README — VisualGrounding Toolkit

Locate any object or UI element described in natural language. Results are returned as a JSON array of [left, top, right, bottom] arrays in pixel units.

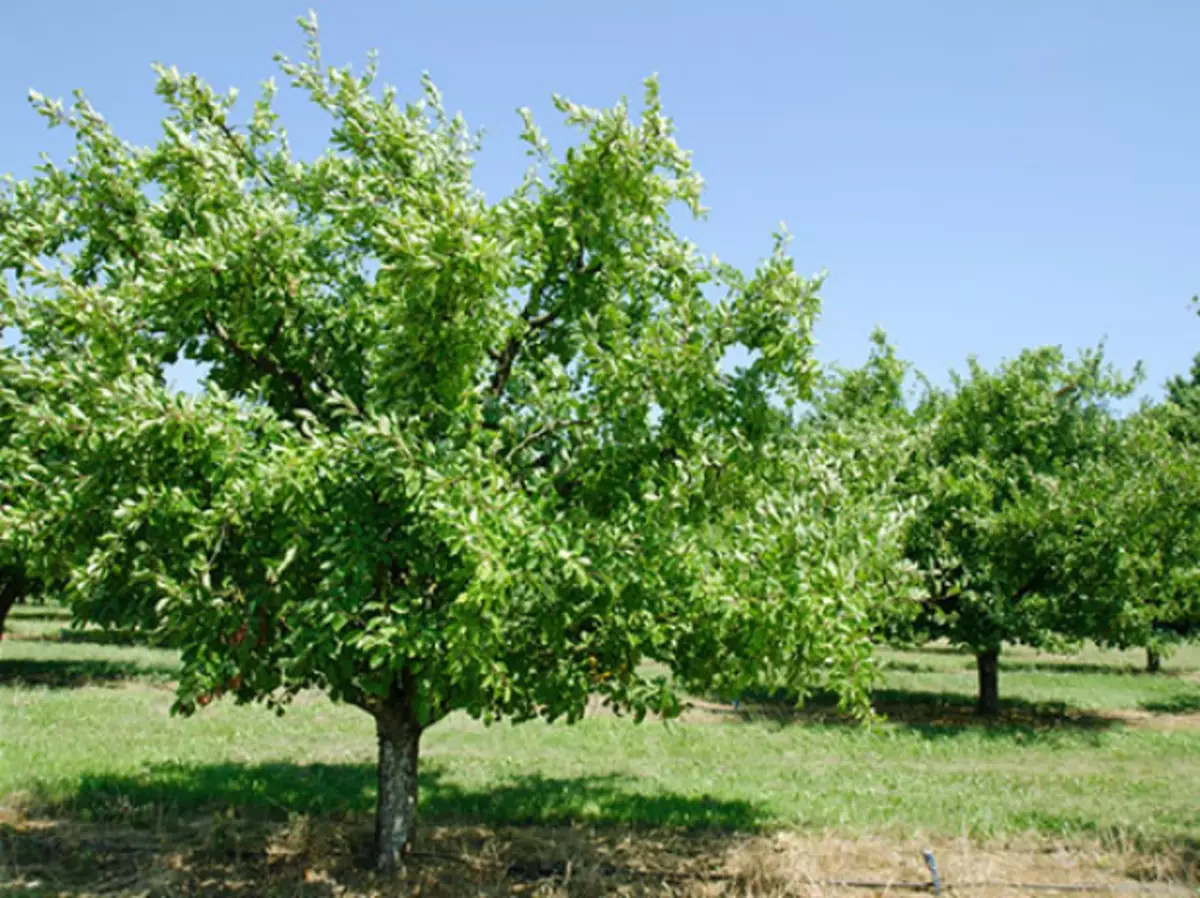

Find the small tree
[[904, 347, 1136, 715], [0, 19, 880, 869]]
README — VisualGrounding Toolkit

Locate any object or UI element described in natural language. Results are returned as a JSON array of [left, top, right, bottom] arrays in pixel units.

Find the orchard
[[2, 15, 1198, 891]]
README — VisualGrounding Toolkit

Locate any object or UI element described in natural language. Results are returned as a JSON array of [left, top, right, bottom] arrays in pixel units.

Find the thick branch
[[488, 296, 559, 397], [488, 252, 601, 398], [202, 312, 312, 412]]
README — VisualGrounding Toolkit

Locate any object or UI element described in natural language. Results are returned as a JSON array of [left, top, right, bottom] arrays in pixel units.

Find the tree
[[904, 347, 1136, 715], [1058, 404, 1200, 672], [0, 18, 881, 869]]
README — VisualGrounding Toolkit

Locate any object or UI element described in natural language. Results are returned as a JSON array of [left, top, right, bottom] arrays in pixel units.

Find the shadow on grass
[[877, 659, 955, 674], [1140, 691, 1200, 714], [2, 627, 156, 647], [53, 627, 159, 647], [3, 762, 768, 895], [905, 645, 1192, 678], [998, 660, 1150, 676], [6, 609, 71, 623], [725, 685, 1122, 740], [31, 762, 766, 832], [0, 657, 176, 687], [873, 657, 1153, 677]]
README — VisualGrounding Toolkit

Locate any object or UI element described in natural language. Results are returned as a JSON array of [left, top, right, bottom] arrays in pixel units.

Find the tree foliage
[[805, 329, 926, 642], [1057, 403, 1200, 666], [903, 346, 1136, 713], [0, 18, 883, 867]]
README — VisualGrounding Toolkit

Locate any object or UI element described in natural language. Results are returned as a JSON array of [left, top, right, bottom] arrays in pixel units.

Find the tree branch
[[504, 418, 586, 464], [202, 312, 313, 412], [198, 94, 275, 188], [1012, 574, 1043, 604], [487, 252, 601, 398]]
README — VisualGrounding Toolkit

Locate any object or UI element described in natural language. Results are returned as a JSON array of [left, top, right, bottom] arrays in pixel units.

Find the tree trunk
[[373, 695, 423, 873], [1146, 647, 1162, 674], [976, 648, 1000, 716], [0, 570, 24, 640]]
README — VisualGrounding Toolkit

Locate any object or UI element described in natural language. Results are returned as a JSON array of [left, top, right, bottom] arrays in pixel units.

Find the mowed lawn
[[3, 604, 1199, 894]]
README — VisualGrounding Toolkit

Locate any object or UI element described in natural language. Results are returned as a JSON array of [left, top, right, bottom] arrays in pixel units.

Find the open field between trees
[[3, 605, 1198, 895]]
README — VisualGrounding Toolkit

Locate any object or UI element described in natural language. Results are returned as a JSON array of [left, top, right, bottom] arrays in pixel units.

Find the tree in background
[[0, 18, 885, 870], [904, 347, 1137, 715], [1056, 404, 1200, 673]]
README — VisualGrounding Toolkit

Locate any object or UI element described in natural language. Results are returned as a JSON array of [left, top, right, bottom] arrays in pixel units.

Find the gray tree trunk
[[976, 648, 1000, 716], [1146, 647, 1162, 674], [373, 696, 422, 873]]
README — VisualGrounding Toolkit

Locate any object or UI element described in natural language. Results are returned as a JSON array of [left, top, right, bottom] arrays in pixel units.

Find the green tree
[[0, 19, 880, 869], [905, 347, 1136, 715], [1058, 404, 1200, 672]]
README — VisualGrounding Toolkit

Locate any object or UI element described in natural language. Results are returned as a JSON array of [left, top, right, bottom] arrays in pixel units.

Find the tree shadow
[[0, 657, 176, 688], [878, 659, 953, 673], [1140, 692, 1200, 714], [902, 645, 1194, 678], [4, 761, 769, 895], [2, 627, 153, 647], [724, 685, 1121, 741], [26, 761, 766, 832], [998, 659, 1149, 676], [6, 609, 71, 623], [53, 627, 159, 647]]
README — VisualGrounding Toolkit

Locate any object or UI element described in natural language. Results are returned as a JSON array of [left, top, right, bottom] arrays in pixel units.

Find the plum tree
[[0, 17, 882, 869]]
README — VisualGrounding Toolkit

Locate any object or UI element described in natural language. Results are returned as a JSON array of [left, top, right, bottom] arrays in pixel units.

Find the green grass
[[4, 622, 1199, 852]]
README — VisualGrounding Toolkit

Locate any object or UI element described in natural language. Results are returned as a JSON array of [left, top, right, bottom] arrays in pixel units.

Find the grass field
[[3, 604, 1199, 896]]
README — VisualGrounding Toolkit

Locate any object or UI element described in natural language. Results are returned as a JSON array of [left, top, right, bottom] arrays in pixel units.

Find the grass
[[3, 607, 1200, 895], [6, 677, 1199, 840]]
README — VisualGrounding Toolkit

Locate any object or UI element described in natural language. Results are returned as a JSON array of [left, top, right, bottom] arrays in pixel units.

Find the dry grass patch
[[2, 811, 1196, 897]]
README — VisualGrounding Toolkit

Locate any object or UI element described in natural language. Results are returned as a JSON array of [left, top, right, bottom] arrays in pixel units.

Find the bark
[[373, 692, 423, 873], [976, 647, 1000, 716], [1146, 647, 1162, 674]]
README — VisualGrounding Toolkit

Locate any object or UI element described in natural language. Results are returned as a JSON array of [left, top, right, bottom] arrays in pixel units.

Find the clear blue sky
[[3, 1, 1198, 397]]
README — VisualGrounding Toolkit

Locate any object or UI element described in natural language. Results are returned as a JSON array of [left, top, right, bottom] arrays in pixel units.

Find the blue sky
[[3, 1, 1198, 398]]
